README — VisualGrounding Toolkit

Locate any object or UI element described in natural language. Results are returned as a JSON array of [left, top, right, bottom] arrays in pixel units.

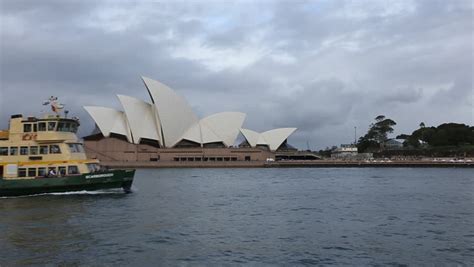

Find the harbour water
[[1, 168, 473, 265]]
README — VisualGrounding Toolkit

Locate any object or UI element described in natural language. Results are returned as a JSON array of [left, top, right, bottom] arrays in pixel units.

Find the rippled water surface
[[1, 168, 473, 265]]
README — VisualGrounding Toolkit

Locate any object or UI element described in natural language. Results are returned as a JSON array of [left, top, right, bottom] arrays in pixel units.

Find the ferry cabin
[[0, 114, 100, 179]]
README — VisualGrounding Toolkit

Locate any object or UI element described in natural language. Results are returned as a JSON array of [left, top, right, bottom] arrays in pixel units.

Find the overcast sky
[[1, 0, 472, 149]]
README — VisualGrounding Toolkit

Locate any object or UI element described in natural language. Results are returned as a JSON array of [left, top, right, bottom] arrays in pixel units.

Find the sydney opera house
[[83, 77, 317, 167]]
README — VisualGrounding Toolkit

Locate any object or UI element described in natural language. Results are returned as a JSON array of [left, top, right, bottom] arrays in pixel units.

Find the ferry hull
[[0, 169, 135, 197]]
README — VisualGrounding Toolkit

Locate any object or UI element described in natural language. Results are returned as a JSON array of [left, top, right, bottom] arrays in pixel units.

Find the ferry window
[[86, 163, 100, 172], [70, 144, 84, 153], [38, 122, 46, 131], [68, 166, 79, 175], [57, 122, 67, 132], [18, 168, 27, 177], [48, 167, 57, 176], [33, 124, 38, 132], [76, 144, 85, 153], [58, 166, 67, 176], [71, 123, 78, 133], [23, 124, 32, 133], [9, 147, 18, 155], [30, 146, 38, 155], [50, 145, 61, 154], [38, 167, 46, 177], [68, 143, 83, 153], [39, 146, 48, 154], [68, 144, 76, 152], [48, 122, 56, 131], [20, 146, 29, 155], [28, 168, 36, 177], [0, 147, 8, 155]]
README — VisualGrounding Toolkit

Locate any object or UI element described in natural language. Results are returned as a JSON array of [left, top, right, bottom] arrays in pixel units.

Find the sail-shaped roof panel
[[117, 95, 162, 145], [83, 106, 132, 142], [200, 112, 246, 146], [141, 76, 199, 147], [240, 128, 260, 147], [261, 128, 297, 151]]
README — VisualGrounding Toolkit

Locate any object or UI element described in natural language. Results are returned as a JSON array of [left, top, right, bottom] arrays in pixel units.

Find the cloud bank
[[1, 0, 472, 149]]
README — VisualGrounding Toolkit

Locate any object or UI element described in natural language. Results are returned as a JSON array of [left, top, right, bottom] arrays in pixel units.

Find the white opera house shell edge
[[83, 76, 297, 152]]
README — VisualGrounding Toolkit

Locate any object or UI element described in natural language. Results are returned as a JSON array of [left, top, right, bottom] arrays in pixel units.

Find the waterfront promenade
[[101, 159, 474, 168]]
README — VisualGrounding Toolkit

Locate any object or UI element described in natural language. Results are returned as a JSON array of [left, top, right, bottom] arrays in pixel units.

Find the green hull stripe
[[0, 169, 135, 196]]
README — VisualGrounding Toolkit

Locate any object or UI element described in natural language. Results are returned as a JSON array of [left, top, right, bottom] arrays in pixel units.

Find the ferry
[[0, 97, 135, 197]]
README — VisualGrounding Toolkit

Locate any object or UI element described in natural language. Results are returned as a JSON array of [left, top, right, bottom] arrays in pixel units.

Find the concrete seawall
[[102, 160, 474, 168], [266, 160, 474, 168]]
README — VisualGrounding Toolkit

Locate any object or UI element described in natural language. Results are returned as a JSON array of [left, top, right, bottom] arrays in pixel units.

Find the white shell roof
[[200, 112, 246, 146], [179, 112, 245, 146], [83, 106, 132, 142], [141, 76, 198, 147], [180, 123, 202, 144], [261, 128, 297, 150], [200, 124, 223, 144], [83, 76, 295, 150], [180, 122, 221, 145], [240, 127, 297, 151], [240, 128, 260, 147], [117, 95, 162, 145]]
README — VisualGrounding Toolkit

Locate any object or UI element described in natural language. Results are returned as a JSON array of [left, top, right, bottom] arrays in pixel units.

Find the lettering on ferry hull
[[85, 173, 114, 179]]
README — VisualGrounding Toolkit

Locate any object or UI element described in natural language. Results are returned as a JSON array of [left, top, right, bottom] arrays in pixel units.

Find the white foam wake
[[1, 189, 127, 198]]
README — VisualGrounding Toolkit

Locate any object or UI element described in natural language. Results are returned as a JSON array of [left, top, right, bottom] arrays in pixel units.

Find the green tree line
[[399, 123, 474, 148], [357, 115, 474, 153]]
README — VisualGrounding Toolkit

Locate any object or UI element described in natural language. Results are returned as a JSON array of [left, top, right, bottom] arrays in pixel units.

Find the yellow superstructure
[[0, 114, 100, 179]]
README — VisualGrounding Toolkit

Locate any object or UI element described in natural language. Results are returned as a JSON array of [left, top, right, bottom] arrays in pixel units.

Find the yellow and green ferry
[[0, 100, 134, 197]]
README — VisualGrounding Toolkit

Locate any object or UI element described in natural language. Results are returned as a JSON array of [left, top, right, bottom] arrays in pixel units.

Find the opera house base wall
[[84, 135, 275, 168], [99, 160, 267, 168]]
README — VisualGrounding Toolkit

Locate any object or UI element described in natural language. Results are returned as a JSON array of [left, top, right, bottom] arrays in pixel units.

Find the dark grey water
[[1, 168, 473, 266]]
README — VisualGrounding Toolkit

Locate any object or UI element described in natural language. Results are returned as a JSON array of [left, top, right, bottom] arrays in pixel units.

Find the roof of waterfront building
[[84, 76, 297, 151]]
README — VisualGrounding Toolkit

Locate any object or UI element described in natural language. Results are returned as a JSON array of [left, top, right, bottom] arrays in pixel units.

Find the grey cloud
[[430, 78, 473, 106], [1, 0, 472, 149], [377, 87, 423, 104]]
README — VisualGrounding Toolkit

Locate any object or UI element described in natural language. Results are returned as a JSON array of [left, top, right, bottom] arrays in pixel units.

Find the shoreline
[[101, 160, 474, 169]]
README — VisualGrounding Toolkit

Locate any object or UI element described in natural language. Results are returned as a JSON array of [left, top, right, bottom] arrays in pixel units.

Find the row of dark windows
[[18, 165, 80, 178], [23, 121, 78, 133], [0, 145, 61, 156], [174, 157, 239, 162]]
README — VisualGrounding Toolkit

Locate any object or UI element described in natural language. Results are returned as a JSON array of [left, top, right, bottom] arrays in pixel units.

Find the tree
[[403, 123, 473, 148], [357, 115, 397, 152], [396, 134, 410, 140], [371, 115, 396, 144], [375, 115, 386, 122]]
